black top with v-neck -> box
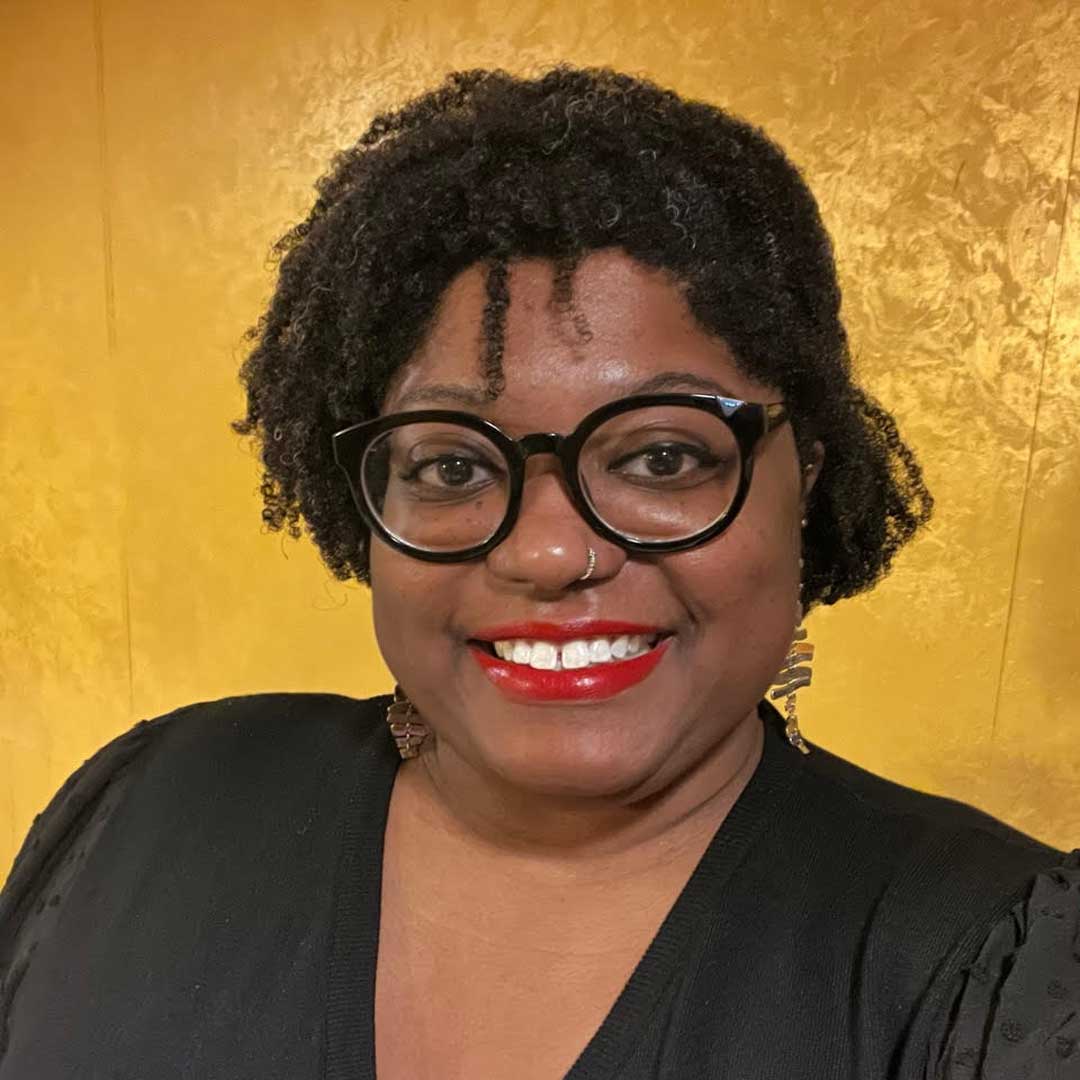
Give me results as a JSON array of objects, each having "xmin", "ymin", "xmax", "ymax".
[{"xmin": 1, "ymin": 692, "xmax": 1077, "ymax": 1079}]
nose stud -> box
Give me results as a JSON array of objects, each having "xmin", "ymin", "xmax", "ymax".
[{"xmin": 577, "ymin": 547, "xmax": 598, "ymax": 582}]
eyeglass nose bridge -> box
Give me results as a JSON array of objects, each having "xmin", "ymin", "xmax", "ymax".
[
  {"xmin": 500, "ymin": 430, "xmax": 598, "ymax": 550},
  {"xmin": 509, "ymin": 431, "xmax": 579, "ymax": 500},
  {"xmin": 516, "ymin": 432, "xmax": 566, "ymax": 459},
  {"xmin": 512, "ymin": 432, "xmax": 584, "ymax": 490}
]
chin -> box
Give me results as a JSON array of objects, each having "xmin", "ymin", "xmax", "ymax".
[{"xmin": 461, "ymin": 711, "xmax": 676, "ymax": 800}]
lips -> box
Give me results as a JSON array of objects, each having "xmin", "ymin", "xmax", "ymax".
[{"xmin": 467, "ymin": 620, "xmax": 672, "ymax": 702}]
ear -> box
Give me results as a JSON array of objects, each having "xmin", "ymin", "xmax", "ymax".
[{"xmin": 801, "ymin": 440, "xmax": 825, "ymax": 503}]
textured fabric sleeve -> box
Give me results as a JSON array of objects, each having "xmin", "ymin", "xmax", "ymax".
[
  {"xmin": 928, "ymin": 850, "xmax": 1080, "ymax": 1079},
  {"xmin": 0, "ymin": 711, "xmax": 176, "ymax": 1059}
]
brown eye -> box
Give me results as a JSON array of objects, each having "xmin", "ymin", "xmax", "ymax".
[
  {"xmin": 609, "ymin": 441, "xmax": 721, "ymax": 480},
  {"xmin": 401, "ymin": 453, "xmax": 499, "ymax": 490}
]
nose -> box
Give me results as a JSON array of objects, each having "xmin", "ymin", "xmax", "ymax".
[{"xmin": 485, "ymin": 462, "xmax": 625, "ymax": 592}]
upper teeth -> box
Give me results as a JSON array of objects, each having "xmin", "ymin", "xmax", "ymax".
[{"xmin": 492, "ymin": 635, "xmax": 656, "ymax": 670}]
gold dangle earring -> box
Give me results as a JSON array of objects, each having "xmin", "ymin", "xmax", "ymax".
[
  {"xmin": 386, "ymin": 684, "xmax": 430, "ymax": 759},
  {"xmin": 769, "ymin": 511, "xmax": 814, "ymax": 755}
]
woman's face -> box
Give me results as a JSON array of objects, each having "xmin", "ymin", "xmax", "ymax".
[{"xmin": 370, "ymin": 248, "xmax": 821, "ymax": 801}]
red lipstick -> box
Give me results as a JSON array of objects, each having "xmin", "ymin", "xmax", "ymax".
[
  {"xmin": 466, "ymin": 620, "xmax": 671, "ymax": 703},
  {"xmin": 470, "ymin": 641, "xmax": 669, "ymax": 701}
]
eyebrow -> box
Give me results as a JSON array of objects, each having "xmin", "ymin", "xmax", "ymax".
[
  {"xmin": 393, "ymin": 383, "xmax": 492, "ymax": 409},
  {"xmin": 391, "ymin": 370, "xmax": 743, "ymax": 410}
]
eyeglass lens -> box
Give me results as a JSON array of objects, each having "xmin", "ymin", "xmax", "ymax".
[{"xmin": 360, "ymin": 405, "xmax": 742, "ymax": 553}]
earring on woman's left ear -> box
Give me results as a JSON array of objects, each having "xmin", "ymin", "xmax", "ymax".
[
  {"xmin": 769, "ymin": 518, "xmax": 814, "ymax": 754},
  {"xmin": 386, "ymin": 685, "xmax": 430, "ymax": 759},
  {"xmin": 771, "ymin": 610, "xmax": 813, "ymax": 755}
]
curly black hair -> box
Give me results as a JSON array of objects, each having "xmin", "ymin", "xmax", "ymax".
[{"xmin": 233, "ymin": 64, "xmax": 933, "ymax": 609}]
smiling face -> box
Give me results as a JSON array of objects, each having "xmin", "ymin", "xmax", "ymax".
[{"xmin": 370, "ymin": 248, "xmax": 821, "ymax": 803}]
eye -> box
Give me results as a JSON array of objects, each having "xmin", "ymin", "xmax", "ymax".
[
  {"xmin": 609, "ymin": 441, "xmax": 722, "ymax": 480},
  {"xmin": 400, "ymin": 453, "xmax": 501, "ymax": 491}
]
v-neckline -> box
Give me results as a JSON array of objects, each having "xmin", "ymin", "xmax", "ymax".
[{"xmin": 322, "ymin": 698, "xmax": 802, "ymax": 1080}]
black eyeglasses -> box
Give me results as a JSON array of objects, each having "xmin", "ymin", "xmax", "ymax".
[{"xmin": 331, "ymin": 392, "xmax": 789, "ymax": 562}]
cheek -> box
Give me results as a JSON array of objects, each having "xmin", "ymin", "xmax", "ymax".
[
  {"xmin": 662, "ymin": 514, "xmax": 801, "ymax": 682},
  {"xmin": 369, "ymin": 541, "xmax": 455, "ymax": 663},
  {"xmin": 670, "ymin": 520, "xmax": 798, "ymax": 616}
]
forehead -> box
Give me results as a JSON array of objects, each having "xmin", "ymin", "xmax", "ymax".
[{"xmin": 382, "ymin": 248, "xmax": 779, "ymax": 419}]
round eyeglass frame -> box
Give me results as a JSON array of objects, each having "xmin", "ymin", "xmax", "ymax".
[{"xmin": 331, "ymin": 392, "xmax": 790, "ymax": 562}]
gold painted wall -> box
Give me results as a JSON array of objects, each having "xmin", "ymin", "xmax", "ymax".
[{"xmin": 2, "ymin": 0, "xmax": 1078, "ymax": 875}]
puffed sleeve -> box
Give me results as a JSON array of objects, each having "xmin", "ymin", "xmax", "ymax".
[
  {"xmin": 928, "ymin": 851, "xmax": 1080, "ymax": 1078},
  {"xmin": 0, "ymin": 712, "xmax": 175, "ymax": 1058}
]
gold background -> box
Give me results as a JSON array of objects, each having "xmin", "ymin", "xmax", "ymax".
[{"xmin": 2, "ymin": 0, "xmax": 1078, "ymax": 876}]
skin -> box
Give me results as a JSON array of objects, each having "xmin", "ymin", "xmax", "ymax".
[{"xmin": 370, "ymin": 248, "xmax": 823, "ymax": 1078}]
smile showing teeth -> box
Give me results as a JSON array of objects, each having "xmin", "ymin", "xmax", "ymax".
[{"xmin": 491, "ymin": 634, "xmax": 658, "ymax": 670}]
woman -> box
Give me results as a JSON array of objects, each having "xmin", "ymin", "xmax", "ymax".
[{"xmin": 1, "ymin": 66, "xmax": 1076, "ymax": 1079}]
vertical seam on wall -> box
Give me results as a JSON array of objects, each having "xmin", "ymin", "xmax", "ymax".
[
  {"xmin": 92, "ymin": 0, "xmax": 115, "ymax": 357},
  {"xmin": 92, "ymin": 0, "xmax": 133, "ymax": 719},
  {"xmin": 988, "ymin": 85, "xmax": 1080, "ymax": 748},
  {"xmin": 2, "ymin": 738, "xmax": 13, "ymax": 878}
]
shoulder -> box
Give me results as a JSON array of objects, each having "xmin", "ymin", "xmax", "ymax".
[
  {"xmin": 1, "ymin": 691, "xmax": 392, "ymax": 923},
  {"xmin": 24, "ymin": 688, "xmax": 393, "ymax": 807},
  {"xmin": 795, "ymin": 736, "xmax": 1063, "ymax": 891},
  {"xmin": 779, "ymin": 725, "xmax": 1076, "ymax": 1067},
  {"xmin": 141, "ymin": 689, "xmax": 393, "ymax": 761},
  {"xmin": 765, "ymin": 721, "xmax": 1077, "ymax": 1075},
  {"xmin": 102, "ymin": 689, "xmax": 395, "ymax": 783},
  {"xmin": 144, "ymin": 689, "xmax": 391, "ymax": 747},
  {"xmin": 0, "ymin": 692, "xmax": 396, "ymax": 1073}
]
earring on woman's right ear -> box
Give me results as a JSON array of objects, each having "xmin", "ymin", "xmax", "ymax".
[{"xmin": 386, "ymin": 685, "xmax": 429, "ymax": 759}]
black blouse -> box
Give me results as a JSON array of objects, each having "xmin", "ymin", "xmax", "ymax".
[{"xmin": 0, "ymin": 692, "xmax": 1076, "ymax": 1079}]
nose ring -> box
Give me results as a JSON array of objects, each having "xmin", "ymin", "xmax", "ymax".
[{"xmin": 577, "ymin": 547, "xmax": 598, "ymax": 582}]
